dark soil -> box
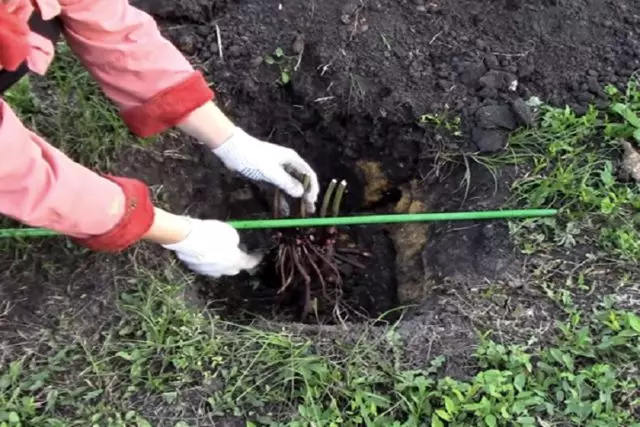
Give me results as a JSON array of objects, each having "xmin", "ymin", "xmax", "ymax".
[
  {"xmin": 128, "ymin": 0, "xmax": 640, "ymax": 321},
  {"xmin": 3, "ymin": 0, "xmax": 640, "ymax": 362}
]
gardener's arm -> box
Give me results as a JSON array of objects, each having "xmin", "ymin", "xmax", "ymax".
[
  {"xmin": 0, "ymin": 99, "xmax": 259, "ymax": 276},
  {"xmin": 58, "ymin": 0, "xmax": 319, "ymax": 212}
]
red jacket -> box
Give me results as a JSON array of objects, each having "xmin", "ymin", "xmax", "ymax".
[{"xmin": 0, "ymin": 0, "xmax": 214, "ymax": 251}]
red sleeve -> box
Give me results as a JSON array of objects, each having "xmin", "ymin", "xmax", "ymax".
[
  {"xmin": 59, "ymin": 0, "xmax": 214, "ymax": 137},
  {"xmin": 0, "ymin": 99, "xmax": 154, "ymax": 251}
]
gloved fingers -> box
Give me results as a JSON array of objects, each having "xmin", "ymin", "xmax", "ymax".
[
  {"xmin": 283, "ymin": 155, "xmax": 320, "ymax": 212},
  {"xmin": 185, "ymin": 264, "xmax": 233, "ymax": 278},
  {"xmin": 235, "ymin": 250, "xmax": 264, "ymax": 270},
  {"xmin": 263, "ymin": 166, "xmax": 306, "ymax": 199},
  {"xmin": 183, "ymin": 260, "xmax": 243, "ymax": 278},
  {"xmin": 181, "ymin": 249, "xmax": 263, "ymax": 278}
]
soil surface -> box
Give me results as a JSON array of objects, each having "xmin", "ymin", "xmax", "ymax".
[
  {"xmin": 129, "ymin": 0, "xmax": 640, "ymax": 320},
  {"xmin": 3, "ymin": 0, "xmax": 640, "ymax": 377}
]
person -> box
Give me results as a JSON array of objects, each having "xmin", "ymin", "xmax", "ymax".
[{"xmin": 0, "ymin": 0, "xmax": 319, "ymax": 277}]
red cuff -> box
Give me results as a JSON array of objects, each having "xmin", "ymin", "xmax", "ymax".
[
  {"xmin": 120, "ymin": 71, "xmax": 214, "ymax": 138},
  {"xmin": 74, "ymin": 176, "xmax": 155, "ymax": 253},
  {"xmin": 0, "ymin": 5, "xmax": 31, "ymax": 71}
]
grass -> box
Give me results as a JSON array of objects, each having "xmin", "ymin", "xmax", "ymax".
[
  {"xmin": 1, "ymin": 270, "xmax": 639, "ymax": 426},
  {"xmin": 0, "ymin": 42, "xmax": 149, "ymax": 241},
  {"xmin": 420, "ymin": 80, "xmax": 640, "ymax": 262},
  {"xmin": 4, "ymin": 43, "xmax": 137, "ymax": 171},
  {"xmin": 455, "ymin": 79, "xmax": 640, "ymax": 262},
  {"xmin": 2, "ymin": 33, "xmax": 640, "ymax": 427},
  {"xmin": 264, "ymin": 47, "xmax": 299, "ymax": 86}
]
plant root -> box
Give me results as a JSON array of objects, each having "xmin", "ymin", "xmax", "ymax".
[{"xmin": 271, "ymin": 178, "xmax": 370, "ymax": 322}]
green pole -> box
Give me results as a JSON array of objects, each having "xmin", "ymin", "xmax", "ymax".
[
  {"xmin": 229, "ymin": 209, "xmax": 557, "ymax": 229},
  {"xmin": 0, "ymin": 209, "xmax": 557, "ymax": 238}
]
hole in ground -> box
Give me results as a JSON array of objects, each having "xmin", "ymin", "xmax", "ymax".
[
  {"xmin": 193, "ymin": 63, "xmax": 427, "ymax": 324},
  {"xmin": 199, "ymin": 167, "xmax": 401, "ymax": 324}
]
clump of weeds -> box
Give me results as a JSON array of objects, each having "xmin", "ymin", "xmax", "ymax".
[
  {"xmin": 501, "ymin": 99, "xmax": 640, "ymax": 261},
  {"xmin": 3, "ymin": 277, "xmax": 640, "ymax": 426},
  {"xmin": 264, "ymin": 47, "xmax": 300, "ymax": 85},
  {"xmin": 418, "ymin": 109, "xmax": 463, "ymax": 138},
  {"xmin": 605, "ymin": 74, "xmax": 640, "ymax": 144},
  {"xmin": 269, "ymin": 177, "xmax": 371, "ymax": 323}
]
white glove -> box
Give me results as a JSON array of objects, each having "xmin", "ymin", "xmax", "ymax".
[
  {"xmin": 213, "ymin": 127, "xmax": 319, "ymax": 213},
  {"xmin": 162, "ymin": 218, "xmax": 261, "ymax": 278}
]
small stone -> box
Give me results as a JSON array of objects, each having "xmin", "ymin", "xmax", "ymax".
[
  {"xmin": 175, "ymin": 33, "xmax": 197, "ymax": 55},
  {"xmin": 484, "ymin": 54, "xmax": 500, "ymax": 70},
  {"xmin": 341, "ymin": 1, "xmax": 359, "ymax": 15},
  {"xmin": 241, "ymin": 78, "xmax": 258, "ymax": 95},
  {"xmin": 292, "ymin": 34, "xmax": 305, "ymax": 54},
  {"xmin": 459, "ymin": 62, "xmax": 487, "ymax": 86},
  {"xmin": 344, "ymin": 146, "xmax": 358, "ymax": 158},
  {"xmin": 437, "ymin": 79, "xmax": 452, "ymax": 90},
  {"xmin": 506, "ymin": 0, "xmax": 524, "ymax": 9},
  {"xmin": 567, "ymin": 78, "xmax": 580, "ymax": 92},
  {"xmin": 510, "ymin": 98, "xmax": 534, "ymax": 127},
  {"xmin": 340, "ymin": 14, "xmax": 351, "ymax": 24},
  {"xmin": 227, "ymin": 44, "xmax": 242, "ymax": 58},
  {"xmin": 472, "ymin": 128, "xmax": 509, "ymax": 153},
  {"xmin": 576, "ymin": 92, "xmax": 595, "ymax": 103},
  {"xmin": 477, "ymin": 86, "xmax": 498, "ymax": 99},
  {"xmin": 504, "ymin": 65, "xmax": 518, "ymax": 74},
  {"xmin": 586, "ymin": 76, "xmax": 602, "ymax": 94},
  {"xmin": 587, "ymin": 69, "xmax": 599, "ymax": 76},
  {"xmin": 475, "ymin": 104, "xmax": 518, "ymax": 130},
  {"xmin": 479, "ymin": 70, "xmax": 517, "ymax": 91},
  {"xmin": 517, "ymin": 84, "xmax": 532, "ymax": 99},
  {"xmin": 518, "ymin": 61, "xmax": 535, "ymax": 78},
  {"xmin": 482, "ymin": 224, "xmax": 495, "ymax": 238},
  {"xmin": 249, "ymin": 56, "xmax": 264, "ymax": 68},
  {"xmin": 196, "ymin": 25, "xmax": 210, "ymax": 37},
  {"xmin": 475, "ymin": 39, "xmax": 487, "ymax": 50},
  {"xmin": 571, "ymin": 103, "xmax": 589, "ymax": 116}
]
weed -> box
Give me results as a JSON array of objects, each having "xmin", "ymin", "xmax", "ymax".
[
  {"xmin": 2, "ymin": 77, "xmax": 39, "ymax": 124},
  {"xmin": 265, "ymin": 47, "xmax": 298, "ymax": 85},
  {"xmin": 346, "ymin": 73, "xmax": 367, "ymax": 112},
  {"xmin": 502, "ymin": 98, "xmax": 640, "ymax": 260},
  {"xmin": 379, "ymin": 33, "xmax": 392, "ymax": 51},
  {"xmin": 1, "ymin": 271, "xmax": 639, "ymax": 426},
  {"xmin": 420, "ymin": 78, "xmax": 640, "ymax": 261},
  {"xmin": 604, "ymin": 75, "xmax": 640, "ymax": 144},
  {"xmin": 419, "ymin": 111, "xmax": 463, "ymax": 137}
]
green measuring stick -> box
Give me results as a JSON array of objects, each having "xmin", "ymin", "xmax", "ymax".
[
  {"xmin": 230, "ymin": 209, "xmax": 558, "ymax": 229},
  {"xmin": 0, "ymin": 209, "xmax": 557, "ymax": 238}
]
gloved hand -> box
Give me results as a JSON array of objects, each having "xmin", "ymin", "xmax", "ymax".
[
  {"xmin": 161, "ymin": 217, "xmax": 262, "ymax": 277},
  {"xmin": 213, "ymin": 127, "xmax": 319, "ymax": 213}
]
